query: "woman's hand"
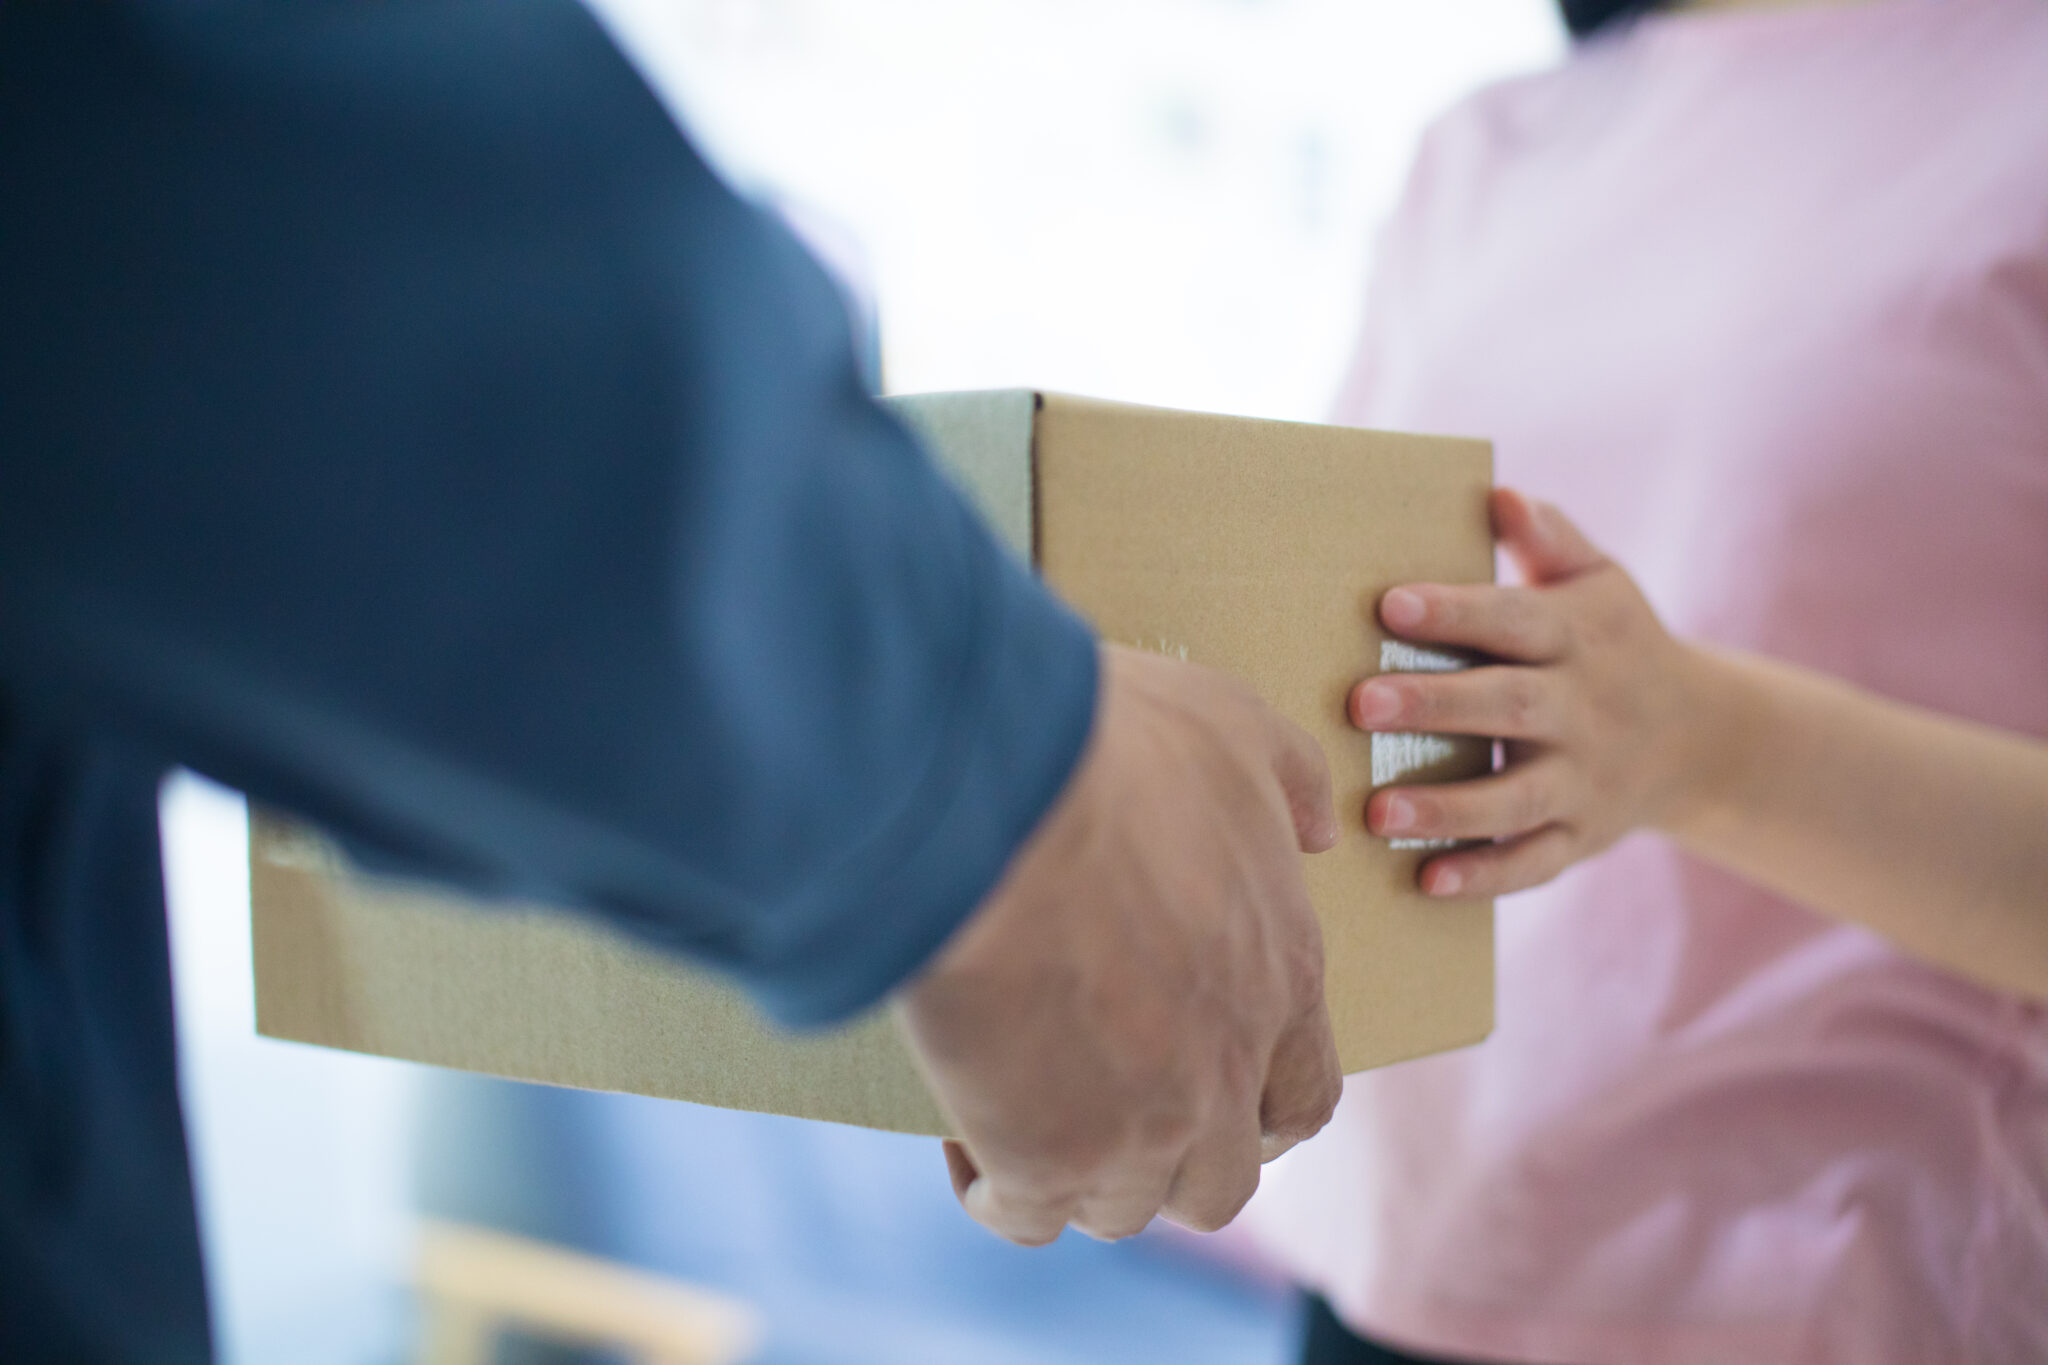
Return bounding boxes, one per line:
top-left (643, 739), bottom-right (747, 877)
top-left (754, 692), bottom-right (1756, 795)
top-left (1351, 488), bottom-right (1713, 898)
top-left (1351, 488), bottom-right (2048, 997)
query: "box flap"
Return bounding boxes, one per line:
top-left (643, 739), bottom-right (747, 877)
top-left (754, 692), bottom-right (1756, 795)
top-left (887, 390), bottom-right (1038, 562)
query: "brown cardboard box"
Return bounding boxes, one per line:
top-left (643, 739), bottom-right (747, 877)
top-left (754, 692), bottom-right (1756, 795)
top-left (250, 391), bottom-right (1495, 1136)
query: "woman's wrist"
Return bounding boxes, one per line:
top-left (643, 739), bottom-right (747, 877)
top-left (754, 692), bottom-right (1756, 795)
top-left (1649, 641), bottom-right (1763, 845)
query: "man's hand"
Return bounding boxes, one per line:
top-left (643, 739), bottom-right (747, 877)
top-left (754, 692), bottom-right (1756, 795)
top-left (894, 643), bottom-right (1343, 1246)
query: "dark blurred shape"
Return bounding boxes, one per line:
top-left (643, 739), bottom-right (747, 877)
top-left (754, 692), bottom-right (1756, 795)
top-left (1558, 0), bottom-right (1662, 38)
top-left (1, 0), bottom-right (1095, 1358)
top-left (1298, 1296), bottom-right (1481, 1365)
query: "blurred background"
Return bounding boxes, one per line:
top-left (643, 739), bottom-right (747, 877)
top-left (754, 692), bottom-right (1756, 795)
top-left (164, 2), bottom-right (1562, 1361)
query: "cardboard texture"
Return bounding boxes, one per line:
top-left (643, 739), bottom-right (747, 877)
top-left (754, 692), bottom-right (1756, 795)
top-left (252, 391), bottom-right (1495, 1137)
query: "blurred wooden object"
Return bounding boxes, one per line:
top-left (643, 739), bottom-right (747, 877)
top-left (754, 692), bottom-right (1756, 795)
top-left (414, 1220), bottom-right (760, 1365)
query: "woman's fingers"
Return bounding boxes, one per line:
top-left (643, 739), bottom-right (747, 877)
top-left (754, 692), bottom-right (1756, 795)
top-left (1369, 757), bottom-right (1575, 843)
top-left (1378, 489), bottom-right (1617, 661)
top-left (1351, 665), bottom-right (1564, 741)
top-left (1491, 487), bottom-right (1608, 586)
top-left (1357, 490), bottom-right (1625, 903)
top-left (1417, 824), bottom-right (1580, 899)
top-left (1380, 583), bottom-right (1567, 663)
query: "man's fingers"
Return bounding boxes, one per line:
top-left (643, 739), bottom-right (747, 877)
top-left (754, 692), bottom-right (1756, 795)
top-left (1492, 487), bottom-right (1607, 586)
top-left (946, 1140), bottom-right (1077, 1246)
top-left (942, 1139), bottom-right (980, 1201)
top-left (1379, 583), bottom-right (1567, 663)
top-left (1351, 665), bottom-right (1562, 741)
top-left (956, 1169), bottom-right (1076, 1247)
top-left (1257, 996), bottom-right (1343, 1163)
top-left (1159, 1114), bottom-right (1264, 1234)
top-left (1253, 855), bottom-right (1340, 1162)
top-left (1418, 823), bottom-right (1578, 899)
top-left (909, 642), bottom-right (1355, 1256)
top-left (1072, 1159), bottom-right (1182, 1243)
top-left (1369, 758), bottom-right (1575, 843)
top-left (1266, 710), bottom-right (1338, 853)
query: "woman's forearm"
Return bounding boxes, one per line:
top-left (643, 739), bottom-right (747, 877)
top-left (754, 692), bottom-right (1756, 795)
top-left (1663, 646), bottom-right (2048, 998)
top-left (1352, 492), bottom-right (2048, 987)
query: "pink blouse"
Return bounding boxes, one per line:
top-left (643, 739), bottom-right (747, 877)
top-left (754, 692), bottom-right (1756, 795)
top-left (1240, 3), bottom-right (2048, 1362)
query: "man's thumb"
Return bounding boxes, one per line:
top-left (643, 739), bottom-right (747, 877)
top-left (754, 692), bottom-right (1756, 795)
top-left (1268, 714), bottom-right (1338, 853)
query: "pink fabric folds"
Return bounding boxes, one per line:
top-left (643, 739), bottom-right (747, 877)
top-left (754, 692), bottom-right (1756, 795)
top-left (1242, 3), bottom-right (2048, 1362)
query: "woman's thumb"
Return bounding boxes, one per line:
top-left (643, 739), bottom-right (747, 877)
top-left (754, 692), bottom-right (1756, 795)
top-left (1492, 487), bottom-right (1606, 586)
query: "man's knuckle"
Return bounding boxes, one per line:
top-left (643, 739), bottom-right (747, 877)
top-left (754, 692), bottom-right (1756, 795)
top-left (1133, 1102), bottom-right (1201, 1157)
top-left (1173, 1161), bottom-right (1260, 1233)
top-left (1276, 942), bottom-right (1326, 1014)
top-left (1266, 1099), bottom-right (1335, 1151)
top-left (1305, 1070), bottom-right (1343, 1132)
top-left (1188, 1175), bottom-right (1259, 1233)
top-left (1025, 1126), bottom-right (1118, 1189)
top-left (1267, 1075), bottom-right (1339, 1141)
top-left (1264, 1106), bottom-right (1309, 1143)
top-left (977, 1183), bottom-right (1078, 1235)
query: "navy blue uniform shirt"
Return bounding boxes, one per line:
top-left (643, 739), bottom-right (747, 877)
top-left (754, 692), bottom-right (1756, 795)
top-left (0, 2), bottom-right (1099, 1358)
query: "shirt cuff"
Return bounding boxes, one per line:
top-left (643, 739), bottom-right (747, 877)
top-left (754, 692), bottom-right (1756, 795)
top-left (744, 546), bottom-right (1099, 1028)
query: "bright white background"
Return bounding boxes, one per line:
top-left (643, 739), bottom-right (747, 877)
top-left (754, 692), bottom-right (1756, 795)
top-left (595, 0), bottom-right (1563, 418)
top-left (166, 4), bottom-right (1563, 1361)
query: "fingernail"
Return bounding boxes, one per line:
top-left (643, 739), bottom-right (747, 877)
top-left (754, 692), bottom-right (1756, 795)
top-left (1429, 865), bottom-right (1463, 896)
top-left (1378, 793), bottom-right (1416, 834)
top-left (1382, 588), bottom-right (1426, 632)
top-left (1353, 680), bottom-right (1402, 727)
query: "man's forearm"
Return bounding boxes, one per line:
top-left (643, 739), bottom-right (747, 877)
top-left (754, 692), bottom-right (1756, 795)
top-left (0, 0), bottom-right (1101, 1027)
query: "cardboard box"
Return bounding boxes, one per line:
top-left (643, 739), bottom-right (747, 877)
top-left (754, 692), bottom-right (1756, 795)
top-left (251, 391), bottom-right (1495, 1136)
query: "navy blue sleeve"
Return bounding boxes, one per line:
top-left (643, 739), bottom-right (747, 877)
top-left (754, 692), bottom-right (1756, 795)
top-left (0, 0), bottom-right (1098, 1026)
